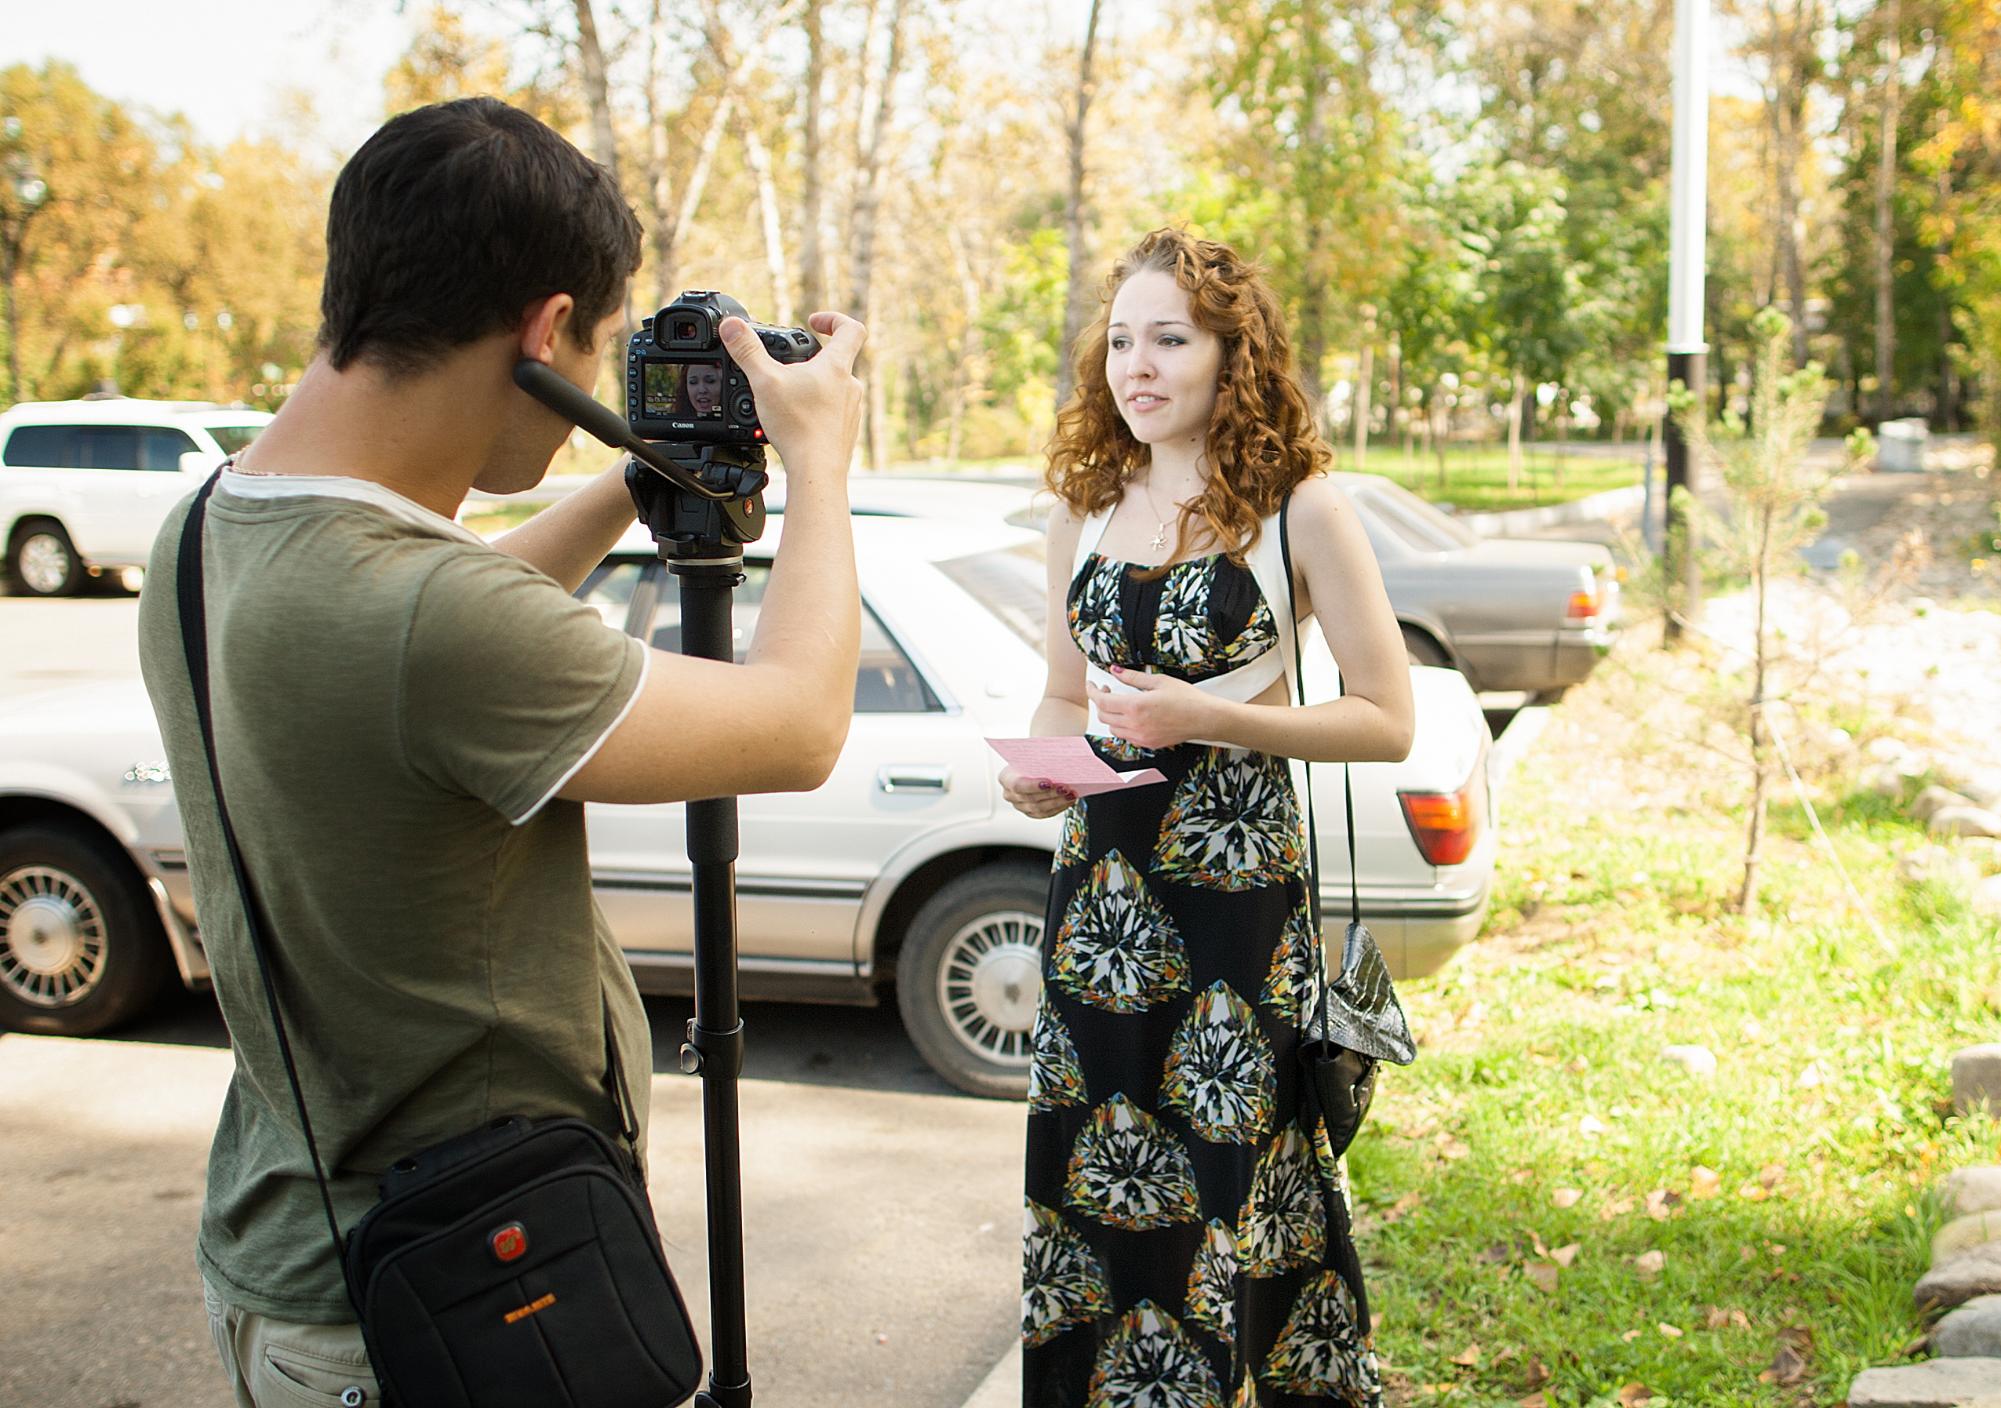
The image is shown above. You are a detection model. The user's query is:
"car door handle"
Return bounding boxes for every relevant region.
[877,766,951,794]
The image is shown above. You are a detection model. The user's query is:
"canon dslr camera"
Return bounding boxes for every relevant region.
[625,291,818,447]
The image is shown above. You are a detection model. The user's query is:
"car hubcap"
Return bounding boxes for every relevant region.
[937,910,1042,1067]
[19,534,72,594]
[0,866,107,1007]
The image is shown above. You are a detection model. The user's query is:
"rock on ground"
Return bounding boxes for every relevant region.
[1917,786,1980,822]
[1918,1244,2001,1311]
[1944,1170,2001,1219]
[1847,1359,2001,1408]
[1934,807,2001,840]
[1955,1048,2001,1116]
[1937,1213,2001,1266]
[1936,1297,2001,1360]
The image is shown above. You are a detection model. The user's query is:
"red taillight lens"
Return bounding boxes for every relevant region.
[1399,775,1485,866]
[1566,588,1600,619]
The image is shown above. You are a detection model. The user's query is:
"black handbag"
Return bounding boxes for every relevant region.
[1278,493,1417,1160]
[174,473,702,1408]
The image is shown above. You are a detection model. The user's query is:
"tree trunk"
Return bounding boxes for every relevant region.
[740,112,794,326]
[799,0,826,315]
[1765,0,1817,368]
[1507,375,1526,492]
[1054,0,1104,411]
[1352,336,1374,468]
[1739,502,1776,913]
[1873,0,1901,424]
[644,0,676,310]
[847,0,913,471]
[945,224,983,465]
[573,0,620,183]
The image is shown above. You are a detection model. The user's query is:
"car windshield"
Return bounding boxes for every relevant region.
[206,424,266,456]
[1347,478,1479,552]
[935,541,1046,650]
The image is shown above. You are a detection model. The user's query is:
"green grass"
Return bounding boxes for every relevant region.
[1357,640,1999,1406]
[1361,445,1645,514]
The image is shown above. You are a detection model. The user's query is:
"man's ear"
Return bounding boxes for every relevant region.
[518,292,578,364]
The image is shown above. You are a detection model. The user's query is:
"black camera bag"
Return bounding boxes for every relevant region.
[175,472,701,1407]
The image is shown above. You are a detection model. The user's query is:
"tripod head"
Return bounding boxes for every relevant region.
[512,359,769,565]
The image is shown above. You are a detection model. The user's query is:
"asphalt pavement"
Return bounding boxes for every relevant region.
[0,588,1027,1408]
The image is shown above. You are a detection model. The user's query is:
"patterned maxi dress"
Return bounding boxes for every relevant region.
[1021,547,1386,1408]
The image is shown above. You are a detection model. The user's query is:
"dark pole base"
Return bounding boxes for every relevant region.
[1662,349,1707,643]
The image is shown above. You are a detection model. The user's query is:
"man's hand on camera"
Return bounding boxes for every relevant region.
[720,311,866,476]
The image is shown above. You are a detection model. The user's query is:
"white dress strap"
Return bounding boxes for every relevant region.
[1071,503,1115,579]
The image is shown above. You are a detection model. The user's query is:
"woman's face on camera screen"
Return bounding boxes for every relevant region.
[686,363,725,415]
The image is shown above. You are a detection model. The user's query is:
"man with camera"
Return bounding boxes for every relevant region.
[135,97,864,1406]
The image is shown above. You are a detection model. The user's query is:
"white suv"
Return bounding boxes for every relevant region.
[0,398,273,596]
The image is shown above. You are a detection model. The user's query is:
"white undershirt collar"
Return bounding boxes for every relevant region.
[217,468,484,545]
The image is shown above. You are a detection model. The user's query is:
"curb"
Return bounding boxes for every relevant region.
[959,1338,1019,1408]
[1461,484,1646,538]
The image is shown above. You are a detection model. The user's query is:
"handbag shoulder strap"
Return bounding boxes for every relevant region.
[174,474,354,1290]
[1278,490,1363,1030]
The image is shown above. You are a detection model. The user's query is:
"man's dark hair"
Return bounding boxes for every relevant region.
[319,98,642,374]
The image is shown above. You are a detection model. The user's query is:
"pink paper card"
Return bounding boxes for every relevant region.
[986,736,1167,797]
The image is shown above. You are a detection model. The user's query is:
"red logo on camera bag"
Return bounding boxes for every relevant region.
[488,1222,528,1263]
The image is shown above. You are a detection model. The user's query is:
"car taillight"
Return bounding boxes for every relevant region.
[1566,587,1600,620]
[1398,771,1485,867]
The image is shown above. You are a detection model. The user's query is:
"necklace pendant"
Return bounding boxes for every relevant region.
[1149,524,1168,553]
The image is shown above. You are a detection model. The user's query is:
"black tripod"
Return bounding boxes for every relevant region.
[514,360,767,1408]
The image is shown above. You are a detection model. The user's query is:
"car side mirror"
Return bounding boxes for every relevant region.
[180,450,226,476]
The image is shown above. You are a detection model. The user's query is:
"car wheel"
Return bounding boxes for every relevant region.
[1401,625,1452,670]
[9,521,83,598]
[0,824,171,1035]
[894,863,1047,1099]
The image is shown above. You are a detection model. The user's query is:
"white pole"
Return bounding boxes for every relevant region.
[1667,0,1711,356]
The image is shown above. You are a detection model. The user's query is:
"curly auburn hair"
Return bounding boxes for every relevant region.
[1046,228,1331,571]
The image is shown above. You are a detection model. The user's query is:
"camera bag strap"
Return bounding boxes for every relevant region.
[172,473,703,1407]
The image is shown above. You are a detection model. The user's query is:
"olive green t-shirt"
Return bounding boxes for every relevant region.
[137,472,651,1322]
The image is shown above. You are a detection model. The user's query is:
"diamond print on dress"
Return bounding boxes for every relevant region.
[1152,561,1214,671]
[1236,1123,1327,1276]
[1262,1271,1382,1401]
[1070,556,1132,668]
[1259,895,1323,1025]
[1184,1219,1239,1343]
[1065,1094,1202,1231]
[1159,982,1276,1144]
[1055,804,1089,870]
[1153,750,1305,891]
[1028,991,1089,1113]
[1052,849,1191,1013]
[1084,1301,1226,1408]
[1022,1199,1111,1347]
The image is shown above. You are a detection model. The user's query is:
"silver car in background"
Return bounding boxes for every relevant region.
[0,510,1497,1097]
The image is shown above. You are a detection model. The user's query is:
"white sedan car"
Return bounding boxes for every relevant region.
[0,512,1495,1096]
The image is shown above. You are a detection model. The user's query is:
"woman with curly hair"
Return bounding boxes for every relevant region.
[1006,229,1414,1407]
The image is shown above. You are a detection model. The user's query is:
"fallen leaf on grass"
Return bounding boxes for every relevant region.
[1382,1191,1424,1223]
[1517,1395,1548,1408]
[1439,1138,1472,1161]
[1579,1114,1609,1136]
[1732,1309,1751,1329]
[1658,1323,1683,1339]
[1601,1194,1637,1220]
[1704,1306,1730,1329]
[1621,1329,1642,1343]
[1450,1343,1481,1368]
[1689,1165,1722,1199]
[1644,1189,1682,1221]
[1477,1243,1513,1265]
[1632,1249,1666,1278]
[1508,1167,1535,1185]
[1524,1358,1550,1387]
[1616,1385,1654,1407]
[1525,1263,1561,1294]
[1551,1187,1583,1209]
[1758,1328,1812,1386]
[1549,1243,1580,1267]
[1737,1181,1770,1201]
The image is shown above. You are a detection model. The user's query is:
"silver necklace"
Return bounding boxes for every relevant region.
[1139,475,1176,554]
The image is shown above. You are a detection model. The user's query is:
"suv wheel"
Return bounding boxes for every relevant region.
[0,824,171,1035]
[895,863,1047,1099]
[9,521,83,597]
